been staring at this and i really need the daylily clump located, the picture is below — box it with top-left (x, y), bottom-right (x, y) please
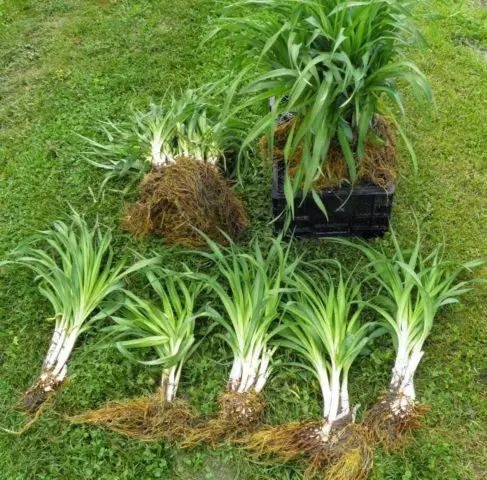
top-left (70, 267), bottom-right (212, 441)
top-left (1, 212), bottom-right (156, 415)
top-left (246, 265), bottom-right (376, 480)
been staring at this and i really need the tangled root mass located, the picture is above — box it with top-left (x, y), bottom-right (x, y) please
top-left (364, 392), bottom-right (428, 449)
top-left (182, 390), bottom-right (265, 448)
top-left (260, 115), bottom-right (397, 190)
top-left (244, 421), bottom-right (373, 480)
top-left (123, 157), bottom-right (247, 247)
top-left (69, 394), bottom-right (194, 442)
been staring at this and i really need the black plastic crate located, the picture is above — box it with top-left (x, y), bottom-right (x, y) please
top-left (272, 164), bottom-right (394, 238)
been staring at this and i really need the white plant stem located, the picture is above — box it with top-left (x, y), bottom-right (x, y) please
top-left (229, 357), bottom-right (243, 392)
top-left (34, 324), bottom-right (80, 393)
top-left (255, 351), bottom-right (271, 393)
top-left (43, 326), bottom-right (67, 370)
top-left (389, 325), bottom-right (426, 417)
top-left (321, 364), bottom-right (342, 440)
top-left (317, 364), bottom-right (354, 441)
top-left (151, 139), bottom-right (164, 166)
top-left (340, 376), bottom-right (350, 416)
top-left (52, 327), bottom-right (79, 379)
top-left (229, 346), bottom-right (272, 395)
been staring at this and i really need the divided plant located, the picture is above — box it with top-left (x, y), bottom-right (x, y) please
top-left (70, 267), bottom-right (213, 441)
top-left (0, 212), bottom-right (157, 416)
top-left (217, 0), bottom-right (431, 216)
top-left (184, 235), bottom-right (300, 445)
top-left (82, 80), bottom-right (249, 247)
top-left (331, 229), bottom-right (484, 446)
top-left (246, 264), bottom-right (377, 480)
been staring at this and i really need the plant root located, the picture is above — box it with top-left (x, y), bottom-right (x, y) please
top-left (364, 392), bottom-right (429, 450)
top-left (244, 421), bottom-right (373, 480)
top-left (20, 372), bottom-right (62, 414)
top-left (1, 374), bottom-right (61, 435)
top-left (69, 394), bottom-right (195, 442)
top-left (260, 115), bottom-right (397, 189)
top-left (182, 390), bottom-right (265, 448)
top-left (308, 424), bottom-right (374, 480)
top-left (122, 157), bottom-right (247, 247)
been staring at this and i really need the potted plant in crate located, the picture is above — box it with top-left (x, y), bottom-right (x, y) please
top-left (215, 0), bottom-right (431, 237)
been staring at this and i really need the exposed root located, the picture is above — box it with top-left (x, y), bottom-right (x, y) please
top-left (308, 425), bottom-right (373, 480)
top-left (69, 394), bottom-right (195, 442)
top-left (122, 157), bottom-right (247, 247)
top-left (364, 392), bottom-right (429, 449)
top-left (182, 390), bottom-right (265, 448)
top-left (2, 397), bottom-right (54, 436)
top-left (244, 420), bottom-right (324, 459)
top-left (1, 373), bottom-right (61, 435)
top-left (244, 421), bottom-right (373, 480)
top-left (260, 115), bottom-right (397, 189)
top-left (21, 372), bottom-right (62, 414)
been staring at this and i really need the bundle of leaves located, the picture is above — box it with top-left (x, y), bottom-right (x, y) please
top-left (331, 227), bottom-right (484, 448)
top-left (81, 80), bottom-right (251, 188)
top-left (216, 0), bottom-right (431, 215)
top-left (70, 267), bottom-right (212, 441)
top-left (122, 157), bottom-right (248, 247)
top-left (183, 235), bottom-right (299, 447)
top-left (0, 212), bottom-right (155, 428)
top-left (244, 264), bottom-right (377, 480)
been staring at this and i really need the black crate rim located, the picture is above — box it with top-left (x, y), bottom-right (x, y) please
top-left (271, 163), bottom-right (395, 238)
top-left (272, 162), bottom-right (395, 202)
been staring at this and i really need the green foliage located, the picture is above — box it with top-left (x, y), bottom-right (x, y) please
top-left (193, 234), bottom-right (300, 389)
top-left (0, 0), bottom-right (486, 478)
top-left (280, 264), bottom-right (376, 405)
top-left (81, 80), bottom-right (251, 188)
top-left (1, 211), bottom-right (156, 336)
top-left (330, 228), bottom-right (484, 354)
top-left (108, 267), bottom-right (210, 370)
top-left (218, 0), bottom-right (431, 215)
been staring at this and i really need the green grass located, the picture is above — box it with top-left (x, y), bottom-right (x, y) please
top-left (0, 0), bottom-right (486, 478)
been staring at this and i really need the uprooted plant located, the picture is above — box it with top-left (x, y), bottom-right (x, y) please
top-left (183, 235), bottom-right (300, 446)
top-left (82, 82), bottom-right (249, 246)
top-left (70, 267), bottom-right (212, 441)
top-left (245, 264), bottom-right (377, 480)
top-left (0, 212), bottom-right (156, 419)
top-left (332, 229), bottom-right (484, 448)
top-left (215, 0), bottom-right (431, 216)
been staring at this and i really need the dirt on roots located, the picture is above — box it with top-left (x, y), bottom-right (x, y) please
top-left (1, 374), bottom-right (63, 435)
top-left (243, 420), bottom-right (373, 480)
top-left (182, 390), bottom-right (265, 448)
top-left (363, 392), bottom-right (429, 450)
top-left (69, 394), bottom-right (195, 442)
top-left (259, 115), bottom-right (397, 190)
top-left (20, 371), bottom-right (63, 414)
top-left (122, 157), bottom-right (247, 247)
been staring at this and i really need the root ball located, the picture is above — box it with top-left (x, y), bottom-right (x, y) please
top-left (364, 392), bottom-right (428, 449)
top-left (260, 115), bottom-right (397, 190)
top-left (21, 372), bottom-right (61, 414)
top-left (182, 390), bottom-right (265, 448)
top-left (244, 421), bottom-right (373, 480)
top-left (122, 157), bottom-right (247, 247)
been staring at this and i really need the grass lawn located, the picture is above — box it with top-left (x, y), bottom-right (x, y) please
top-left (1, 0), bottom-right (486, 478)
